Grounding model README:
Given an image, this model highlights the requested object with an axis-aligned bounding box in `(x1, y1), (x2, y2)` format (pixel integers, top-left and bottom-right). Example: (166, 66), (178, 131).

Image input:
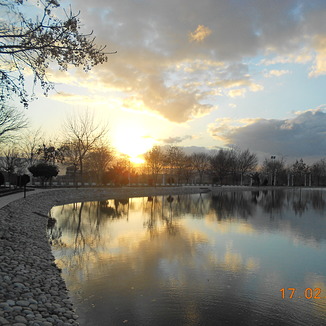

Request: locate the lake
(49, 189), (326, 326)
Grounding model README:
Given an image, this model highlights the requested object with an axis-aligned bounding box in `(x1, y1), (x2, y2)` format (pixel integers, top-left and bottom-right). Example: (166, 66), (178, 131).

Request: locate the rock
(29, 304), (38, 311)
(21, 292), (33, 298)
(26, 314), (35, 320)
(16, 300), (30, 307)
(12, 306), (23, 312)
(46, 317), (55, 323)
(14, 314), (27, 323)
(2, 188), (189, 326)
(6, 300), (15, 306)
(0, 316), (10, 325)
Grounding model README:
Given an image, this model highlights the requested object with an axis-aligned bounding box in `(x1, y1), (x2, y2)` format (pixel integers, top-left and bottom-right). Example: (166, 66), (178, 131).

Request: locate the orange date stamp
(280, 288), (325, 299)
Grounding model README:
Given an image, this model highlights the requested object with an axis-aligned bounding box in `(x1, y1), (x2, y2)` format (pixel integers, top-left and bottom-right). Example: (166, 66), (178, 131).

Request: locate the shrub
(28, 163), (59, 186)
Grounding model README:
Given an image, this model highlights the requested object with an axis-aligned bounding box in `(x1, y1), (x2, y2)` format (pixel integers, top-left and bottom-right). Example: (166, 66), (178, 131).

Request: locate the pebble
(1, 187), (203, 326)
(14, 315), (27, 323)
(0, 316), (10, 325)
(0, 190), (85, 325)
(16, 300), (30, 307)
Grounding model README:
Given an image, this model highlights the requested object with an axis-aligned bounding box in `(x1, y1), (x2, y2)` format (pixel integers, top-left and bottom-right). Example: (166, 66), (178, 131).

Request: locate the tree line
(144, 146), (326, 187)
(2, 115), (326, 188)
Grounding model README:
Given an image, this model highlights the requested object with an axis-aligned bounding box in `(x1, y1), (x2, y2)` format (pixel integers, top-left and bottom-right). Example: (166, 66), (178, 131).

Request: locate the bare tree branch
(0, 0), (115, 107)
(62, 109), (109, 182)
(0, 105), (28, 143)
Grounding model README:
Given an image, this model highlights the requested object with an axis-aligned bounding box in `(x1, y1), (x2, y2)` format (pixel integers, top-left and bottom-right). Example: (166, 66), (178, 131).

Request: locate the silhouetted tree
(181, 154), (195, 184)
(63, 110), (109, 183)
(210, 149), (233, 185)
(144, 146), (165, 186)
(311, 159), (326, 186)
(236, 148), (258, 185)
(37, 143), (65, 165)
(261, 156), (286, 186)
(106, 159), (130, 186)
(0, 147), (24, 187)
(290, 159), (310, 186)
(190, 152), (210, 184)
(250, 172), (261, 186)
(0, 105), (28, 143)
(19, 128), (44, 168)
(28, 162), (58, 186)
(85, 144), (113, 184)
(164, 146), (186, 185)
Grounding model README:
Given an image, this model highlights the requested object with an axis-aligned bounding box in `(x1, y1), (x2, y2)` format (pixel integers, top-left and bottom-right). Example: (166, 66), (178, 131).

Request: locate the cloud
(208, 108), (326, 157)
(60, 0), (326, 123)
(160, 135), (193, 144)
(228, 88), (246, 98)
(259, 51), (313, 66)
(309, 35), (326, 77)
(189, 25), (212, 42)
(264, 70), (291, 78)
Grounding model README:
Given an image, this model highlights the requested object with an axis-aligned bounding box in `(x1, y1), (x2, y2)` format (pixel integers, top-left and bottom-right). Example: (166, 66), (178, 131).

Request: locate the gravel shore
(0, 186), (208, 326)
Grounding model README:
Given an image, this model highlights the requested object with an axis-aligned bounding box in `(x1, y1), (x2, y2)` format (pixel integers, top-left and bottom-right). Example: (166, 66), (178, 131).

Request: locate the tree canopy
(0, 0), (112, 107)
(28, 162), (58, 186)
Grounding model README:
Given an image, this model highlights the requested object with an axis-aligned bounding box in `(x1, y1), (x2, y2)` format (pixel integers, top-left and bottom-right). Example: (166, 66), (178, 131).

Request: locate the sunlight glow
(130, 156), (145, 164)
(113, 125), (156, 163)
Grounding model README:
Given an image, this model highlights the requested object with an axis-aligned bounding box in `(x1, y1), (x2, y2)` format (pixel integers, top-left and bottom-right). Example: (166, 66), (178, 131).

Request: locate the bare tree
(210, 149), (234, 185)
(261, 156), (286, 186)
(85, 143), (113, 185)
(0, 0), (112, 107)
(311, 159), (326, 186)
(164, 146), (186, 185)
(144, 146), (165, 186)
(236, 148), (258, 185)
(62, 110), (109, 183)
(181, 154), (195, 184)
(0, 105), (28, 143)
(0, 145), (24, 187)
(190, 152), (210, 184)
(19, 128), (44, 167)
(290, 158), (310, 186)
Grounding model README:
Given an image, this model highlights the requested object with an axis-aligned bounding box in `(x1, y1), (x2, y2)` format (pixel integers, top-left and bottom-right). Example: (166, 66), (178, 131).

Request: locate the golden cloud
(309, 35), (326, 77)
(189, 25), (212, 42)
(228, 88), (246, 97)
(264, 69), (290, 78)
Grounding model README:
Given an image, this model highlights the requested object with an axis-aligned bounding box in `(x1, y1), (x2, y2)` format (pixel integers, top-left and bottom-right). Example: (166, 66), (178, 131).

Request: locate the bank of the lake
(0, 186), (210, 326)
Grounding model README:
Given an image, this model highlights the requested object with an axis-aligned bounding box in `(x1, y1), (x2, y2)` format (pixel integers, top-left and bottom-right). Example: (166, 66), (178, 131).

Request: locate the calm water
(49, 189), (326, 326)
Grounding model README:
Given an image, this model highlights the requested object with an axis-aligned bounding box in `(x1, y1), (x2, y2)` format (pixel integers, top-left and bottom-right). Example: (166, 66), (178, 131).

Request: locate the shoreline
(1, 185), (324, 325)
(0, 186), (208, 326)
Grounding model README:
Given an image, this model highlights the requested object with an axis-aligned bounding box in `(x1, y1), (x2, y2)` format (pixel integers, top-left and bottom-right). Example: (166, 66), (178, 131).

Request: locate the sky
(24, 0), (326, 164)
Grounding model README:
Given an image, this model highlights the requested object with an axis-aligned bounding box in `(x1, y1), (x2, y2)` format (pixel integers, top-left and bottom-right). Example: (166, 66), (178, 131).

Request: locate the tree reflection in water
(49, 190), (326, 266)
(48, 190), (326, 326)
(49, 190), (326, 244)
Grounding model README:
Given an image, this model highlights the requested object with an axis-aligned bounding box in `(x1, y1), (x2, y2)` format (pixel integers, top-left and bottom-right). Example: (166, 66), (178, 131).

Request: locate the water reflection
(50, 190), (326, 326)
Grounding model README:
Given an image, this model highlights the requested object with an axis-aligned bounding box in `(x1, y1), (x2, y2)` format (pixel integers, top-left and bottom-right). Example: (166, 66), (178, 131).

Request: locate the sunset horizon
(15, 0), (325, 165)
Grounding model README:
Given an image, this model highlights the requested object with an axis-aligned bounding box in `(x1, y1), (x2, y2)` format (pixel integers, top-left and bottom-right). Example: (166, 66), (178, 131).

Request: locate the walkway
(0, 188), (57, 209)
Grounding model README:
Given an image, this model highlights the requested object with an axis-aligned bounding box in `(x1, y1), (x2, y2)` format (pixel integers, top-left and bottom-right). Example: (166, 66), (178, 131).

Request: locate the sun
(112, 125), (155, 163)
(129, 156), (145, 164)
